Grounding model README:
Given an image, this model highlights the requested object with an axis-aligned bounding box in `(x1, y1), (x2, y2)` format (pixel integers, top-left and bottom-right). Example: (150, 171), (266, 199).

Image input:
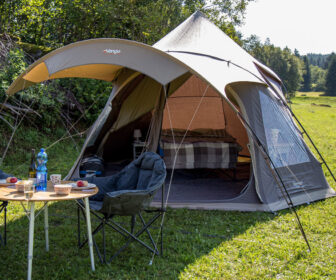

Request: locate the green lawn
(0, 94), (336, 279)
(295, 91), (325, 97)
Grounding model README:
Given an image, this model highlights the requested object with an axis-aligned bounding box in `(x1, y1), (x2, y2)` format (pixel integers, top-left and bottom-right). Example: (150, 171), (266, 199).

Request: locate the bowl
(15, 180), (32, 192)
(54, 184), (72, 195)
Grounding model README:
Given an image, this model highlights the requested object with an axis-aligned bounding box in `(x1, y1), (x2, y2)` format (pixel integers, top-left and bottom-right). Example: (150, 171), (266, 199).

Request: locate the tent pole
(261, 76), (336, 184)
(235, 111), (311, 251)
(290, 111), (336, 183)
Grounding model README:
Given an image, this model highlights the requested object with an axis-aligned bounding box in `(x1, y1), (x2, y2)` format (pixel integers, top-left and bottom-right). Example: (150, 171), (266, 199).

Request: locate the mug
(50, 174), (62, 185)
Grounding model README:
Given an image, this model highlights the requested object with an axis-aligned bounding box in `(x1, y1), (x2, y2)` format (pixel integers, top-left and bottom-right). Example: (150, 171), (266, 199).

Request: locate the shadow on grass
(0, 200), (284, 280)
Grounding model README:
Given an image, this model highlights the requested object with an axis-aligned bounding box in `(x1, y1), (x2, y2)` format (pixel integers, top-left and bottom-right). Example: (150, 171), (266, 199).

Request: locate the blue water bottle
(36, 148), (48, 191)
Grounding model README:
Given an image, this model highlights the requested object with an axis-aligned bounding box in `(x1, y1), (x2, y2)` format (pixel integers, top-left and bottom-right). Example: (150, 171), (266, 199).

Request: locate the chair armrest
(105, 189), (153, 198)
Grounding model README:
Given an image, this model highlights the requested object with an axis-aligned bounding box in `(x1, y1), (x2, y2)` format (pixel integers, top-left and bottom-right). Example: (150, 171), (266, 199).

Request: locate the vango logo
(103, 49), (121, 55)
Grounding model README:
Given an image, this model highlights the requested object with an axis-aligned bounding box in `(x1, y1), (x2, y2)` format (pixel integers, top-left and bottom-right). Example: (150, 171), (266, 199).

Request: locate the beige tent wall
(162, 76), (250, 156)
(99, 75), (162, 161)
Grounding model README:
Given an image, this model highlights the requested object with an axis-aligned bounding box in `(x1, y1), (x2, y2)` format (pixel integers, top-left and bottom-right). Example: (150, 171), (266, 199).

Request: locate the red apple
(10, 177), (17, 183)
(77, 180), (84, 187)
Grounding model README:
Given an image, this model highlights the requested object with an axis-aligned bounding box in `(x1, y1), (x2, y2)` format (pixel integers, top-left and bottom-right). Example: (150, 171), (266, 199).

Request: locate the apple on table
(6, 177), (18, 183)
(76, 180), (88, 187)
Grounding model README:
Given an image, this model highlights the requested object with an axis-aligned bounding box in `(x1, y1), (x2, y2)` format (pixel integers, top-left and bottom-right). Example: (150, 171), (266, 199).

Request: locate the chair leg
(131, 215), (136, 234)
(106, 213), (162, 262)
(0, 201), (8, 246)
(102, 219), (106, 263)
(138, 214), (158, 254)
(77, 205), (164, 263)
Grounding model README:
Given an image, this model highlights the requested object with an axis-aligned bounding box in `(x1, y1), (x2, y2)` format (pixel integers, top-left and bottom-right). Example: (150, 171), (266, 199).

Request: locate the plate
(69, 182), (96, 190)
(0, 179), (20, 187)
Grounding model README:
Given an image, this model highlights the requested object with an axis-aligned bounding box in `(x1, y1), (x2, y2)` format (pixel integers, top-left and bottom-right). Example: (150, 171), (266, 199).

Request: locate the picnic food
(6, 177), (18, 183)
(54, 184), (72, 195)
(76, 180), (88, 187)
(15, 180), (32, 192)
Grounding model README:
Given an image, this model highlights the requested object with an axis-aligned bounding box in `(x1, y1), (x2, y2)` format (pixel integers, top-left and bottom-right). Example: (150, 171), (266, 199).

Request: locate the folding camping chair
(77, 152), (166, 263)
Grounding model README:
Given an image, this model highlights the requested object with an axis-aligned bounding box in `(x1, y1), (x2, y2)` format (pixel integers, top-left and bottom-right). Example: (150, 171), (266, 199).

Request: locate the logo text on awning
(103, 49), (121, 55)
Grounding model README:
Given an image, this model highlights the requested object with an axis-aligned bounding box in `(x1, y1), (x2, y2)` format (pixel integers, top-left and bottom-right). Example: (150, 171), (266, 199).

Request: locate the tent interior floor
(153, 163), (250, 204)
(104, 160), (250, 204)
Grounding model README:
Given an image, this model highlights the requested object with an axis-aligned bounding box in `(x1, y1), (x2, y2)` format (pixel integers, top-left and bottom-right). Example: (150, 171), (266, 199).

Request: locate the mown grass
(0, 93), (336, 280)
(295, 91), (324, 97)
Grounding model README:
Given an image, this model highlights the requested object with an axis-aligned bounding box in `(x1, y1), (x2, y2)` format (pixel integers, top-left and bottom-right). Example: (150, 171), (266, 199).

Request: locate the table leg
(4, 202), (7, 245)
(27, 202), (35, 280)
(44, 203), (49, 252)
(84, 197), (95, 271)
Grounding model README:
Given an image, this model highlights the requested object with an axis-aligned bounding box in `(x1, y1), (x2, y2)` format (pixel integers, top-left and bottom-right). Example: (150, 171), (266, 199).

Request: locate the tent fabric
(8, 11), (335, 212)
(6, 39), (189, 95)
(154, 11), (281, 92)
(227, 83), (333, 210)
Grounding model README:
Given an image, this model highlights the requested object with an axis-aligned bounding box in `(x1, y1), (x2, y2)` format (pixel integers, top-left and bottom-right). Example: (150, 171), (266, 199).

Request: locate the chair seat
(89, 200), (103, 211)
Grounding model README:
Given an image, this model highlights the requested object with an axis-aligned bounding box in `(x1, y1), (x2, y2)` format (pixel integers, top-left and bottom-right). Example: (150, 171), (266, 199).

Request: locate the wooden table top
(0, 181), (98, 202)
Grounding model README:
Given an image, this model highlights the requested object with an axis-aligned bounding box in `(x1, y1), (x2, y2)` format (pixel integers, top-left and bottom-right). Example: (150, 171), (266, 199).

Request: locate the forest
(0, 0), (335, 129)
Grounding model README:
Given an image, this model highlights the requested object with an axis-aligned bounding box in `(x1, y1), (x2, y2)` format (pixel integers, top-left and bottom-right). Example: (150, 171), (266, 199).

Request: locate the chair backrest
(112, 152), (166, 192)
(134, 152), (166, 191)
(100, 152), (166, 216)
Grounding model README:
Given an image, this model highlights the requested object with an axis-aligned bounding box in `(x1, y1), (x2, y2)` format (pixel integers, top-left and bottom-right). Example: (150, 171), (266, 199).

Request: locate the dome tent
(7, 12), (334, 212)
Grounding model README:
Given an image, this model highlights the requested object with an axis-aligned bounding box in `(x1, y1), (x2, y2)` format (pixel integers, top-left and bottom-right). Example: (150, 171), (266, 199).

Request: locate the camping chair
(77, 152), (166, 263)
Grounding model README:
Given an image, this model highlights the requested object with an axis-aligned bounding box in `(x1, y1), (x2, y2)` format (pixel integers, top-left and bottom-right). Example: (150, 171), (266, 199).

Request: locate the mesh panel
(259, 90), (310, 168)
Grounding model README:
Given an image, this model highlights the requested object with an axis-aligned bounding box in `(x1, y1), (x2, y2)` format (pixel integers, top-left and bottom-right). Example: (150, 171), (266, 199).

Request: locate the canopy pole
(262, 75), (336, 184)
(235, 111), (311, 251)
(291, 112), (336, 182)
(149, 83), (209, 265)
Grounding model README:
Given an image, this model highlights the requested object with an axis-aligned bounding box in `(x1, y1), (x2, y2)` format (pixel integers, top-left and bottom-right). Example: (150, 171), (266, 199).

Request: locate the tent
(7, 12), (335, 212)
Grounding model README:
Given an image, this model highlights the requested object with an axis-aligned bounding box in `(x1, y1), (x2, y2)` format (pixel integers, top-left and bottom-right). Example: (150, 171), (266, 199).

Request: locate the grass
(0, 125), (85, 178)
(295, 91), (325, 97)
(0, 93), (336, 279)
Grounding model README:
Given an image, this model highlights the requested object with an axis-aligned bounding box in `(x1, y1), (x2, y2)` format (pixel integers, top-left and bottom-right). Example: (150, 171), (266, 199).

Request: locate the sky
(238, 0), (336, 55)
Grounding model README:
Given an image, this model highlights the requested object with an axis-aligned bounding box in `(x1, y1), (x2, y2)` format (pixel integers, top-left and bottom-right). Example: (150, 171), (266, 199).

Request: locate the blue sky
(238, 0), (336, 55)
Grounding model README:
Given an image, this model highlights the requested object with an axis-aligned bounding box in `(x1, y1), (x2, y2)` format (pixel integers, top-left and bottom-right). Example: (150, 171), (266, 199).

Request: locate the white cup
(50, 174), (62, 185)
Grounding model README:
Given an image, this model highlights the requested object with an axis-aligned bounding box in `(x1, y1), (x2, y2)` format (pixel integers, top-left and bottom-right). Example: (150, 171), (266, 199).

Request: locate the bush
(0, 46), (111, 130)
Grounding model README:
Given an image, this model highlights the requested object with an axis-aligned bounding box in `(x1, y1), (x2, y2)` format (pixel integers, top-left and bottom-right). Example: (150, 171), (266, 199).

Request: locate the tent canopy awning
(6, 39), (189, 95)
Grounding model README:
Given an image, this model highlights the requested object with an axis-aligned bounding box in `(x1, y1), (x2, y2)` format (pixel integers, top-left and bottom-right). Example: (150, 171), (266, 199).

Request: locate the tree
(325, 56), (336, 96)
(301, 56), (311, 92)
(294, 48), (300, 57)
(245, 36), (303, 95)
(324, 52), (336, 69)
(310, 65), (326, 92)
(0, 0), (255, 48)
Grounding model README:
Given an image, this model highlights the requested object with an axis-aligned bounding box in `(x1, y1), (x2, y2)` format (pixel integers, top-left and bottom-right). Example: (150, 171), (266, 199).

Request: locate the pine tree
(325, 56), (336, 96)
(301, 56), (311, 92)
